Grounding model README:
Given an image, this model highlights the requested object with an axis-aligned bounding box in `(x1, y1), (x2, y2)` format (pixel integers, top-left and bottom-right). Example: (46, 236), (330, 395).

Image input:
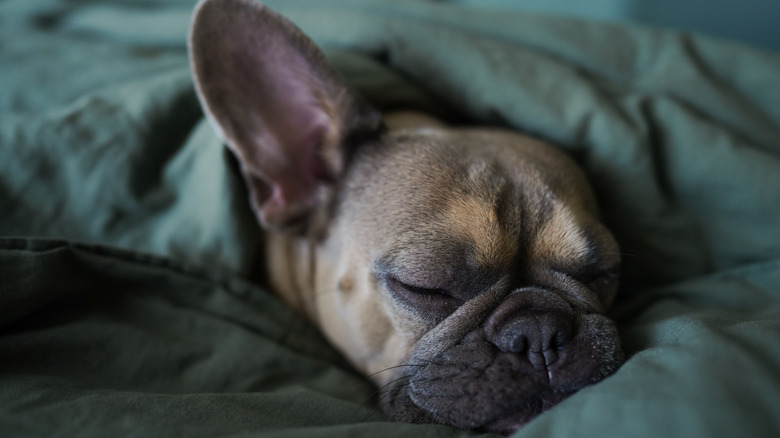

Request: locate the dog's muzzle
(384, 288), (623, 434)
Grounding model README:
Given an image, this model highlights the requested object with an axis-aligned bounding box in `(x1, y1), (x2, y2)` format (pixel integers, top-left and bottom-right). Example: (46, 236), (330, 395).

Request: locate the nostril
(543, 346), (560, 367)
(494, 324), (528, 353)
(487, 312), (574, 365)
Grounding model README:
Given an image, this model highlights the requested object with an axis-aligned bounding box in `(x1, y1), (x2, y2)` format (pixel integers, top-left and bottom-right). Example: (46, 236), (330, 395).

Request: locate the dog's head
(189, 0), (623, 433)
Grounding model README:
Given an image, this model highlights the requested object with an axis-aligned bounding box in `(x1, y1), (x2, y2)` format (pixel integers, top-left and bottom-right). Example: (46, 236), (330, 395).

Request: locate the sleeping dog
(189, 0), (623, 433)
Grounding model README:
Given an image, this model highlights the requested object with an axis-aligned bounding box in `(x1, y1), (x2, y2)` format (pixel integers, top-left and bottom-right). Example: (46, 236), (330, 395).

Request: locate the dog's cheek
(310, 240), (414, 382)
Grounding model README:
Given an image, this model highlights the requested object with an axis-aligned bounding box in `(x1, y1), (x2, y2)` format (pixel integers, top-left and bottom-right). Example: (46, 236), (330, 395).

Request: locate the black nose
(485, 291), (574, 369)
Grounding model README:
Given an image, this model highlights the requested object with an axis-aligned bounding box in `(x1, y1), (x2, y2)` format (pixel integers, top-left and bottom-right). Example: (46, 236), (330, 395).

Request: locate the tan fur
(443, 195), (516, 268)
(532, 203), (591, 264)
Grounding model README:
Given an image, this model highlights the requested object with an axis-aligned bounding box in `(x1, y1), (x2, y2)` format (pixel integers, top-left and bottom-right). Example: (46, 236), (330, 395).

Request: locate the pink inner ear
(224, 46), (337, 227)
(250, 110), (332, 226)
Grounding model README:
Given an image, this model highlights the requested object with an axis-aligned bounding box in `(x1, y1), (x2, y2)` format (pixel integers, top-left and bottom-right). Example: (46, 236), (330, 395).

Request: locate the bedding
(1, 0), (779, 437)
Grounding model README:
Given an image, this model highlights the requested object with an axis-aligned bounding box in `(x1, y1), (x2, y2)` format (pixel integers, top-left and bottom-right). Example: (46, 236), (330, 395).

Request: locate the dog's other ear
(189, 0), (381, 228)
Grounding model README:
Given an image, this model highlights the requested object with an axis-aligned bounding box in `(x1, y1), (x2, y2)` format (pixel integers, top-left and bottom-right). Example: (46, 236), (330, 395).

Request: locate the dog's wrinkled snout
(396, 288), (622, 433)
(485, 290), (574, 369)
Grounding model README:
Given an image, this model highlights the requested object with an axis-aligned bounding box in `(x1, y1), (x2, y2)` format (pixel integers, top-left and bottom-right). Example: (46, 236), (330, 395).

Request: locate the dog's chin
(385, 380), (574, 435)
(472, 389), (576, 434)
(410, 386), (576, 435)
(381, 314), (623, 434)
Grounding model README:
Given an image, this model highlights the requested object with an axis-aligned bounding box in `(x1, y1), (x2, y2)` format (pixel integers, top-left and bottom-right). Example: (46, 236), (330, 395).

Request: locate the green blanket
(2, 1), (779, 437)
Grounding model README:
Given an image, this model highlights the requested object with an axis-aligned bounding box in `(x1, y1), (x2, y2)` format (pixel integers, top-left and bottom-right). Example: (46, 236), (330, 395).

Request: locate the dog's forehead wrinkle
(378, 238), (463, 284)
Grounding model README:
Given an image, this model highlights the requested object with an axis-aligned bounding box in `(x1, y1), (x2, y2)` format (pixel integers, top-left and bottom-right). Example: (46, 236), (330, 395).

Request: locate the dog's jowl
(189, 0), (622, 433)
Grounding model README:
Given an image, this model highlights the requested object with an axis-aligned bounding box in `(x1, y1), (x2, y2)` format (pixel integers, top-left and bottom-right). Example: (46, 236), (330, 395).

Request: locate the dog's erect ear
(189, 0), (381, 228)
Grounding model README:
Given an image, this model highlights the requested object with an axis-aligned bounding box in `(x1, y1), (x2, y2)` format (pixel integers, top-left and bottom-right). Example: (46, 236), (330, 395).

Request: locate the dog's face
(311, 126), (622, 432)
(190, 0), (622, 434)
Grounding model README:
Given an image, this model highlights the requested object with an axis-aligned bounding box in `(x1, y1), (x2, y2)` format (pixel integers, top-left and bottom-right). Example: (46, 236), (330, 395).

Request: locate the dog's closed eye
(385, 276), (461, 318)
(388, 277), (448, 297)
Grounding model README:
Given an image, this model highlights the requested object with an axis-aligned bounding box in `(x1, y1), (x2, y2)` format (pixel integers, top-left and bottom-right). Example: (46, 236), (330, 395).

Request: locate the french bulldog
(189, 0), (623, 434)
